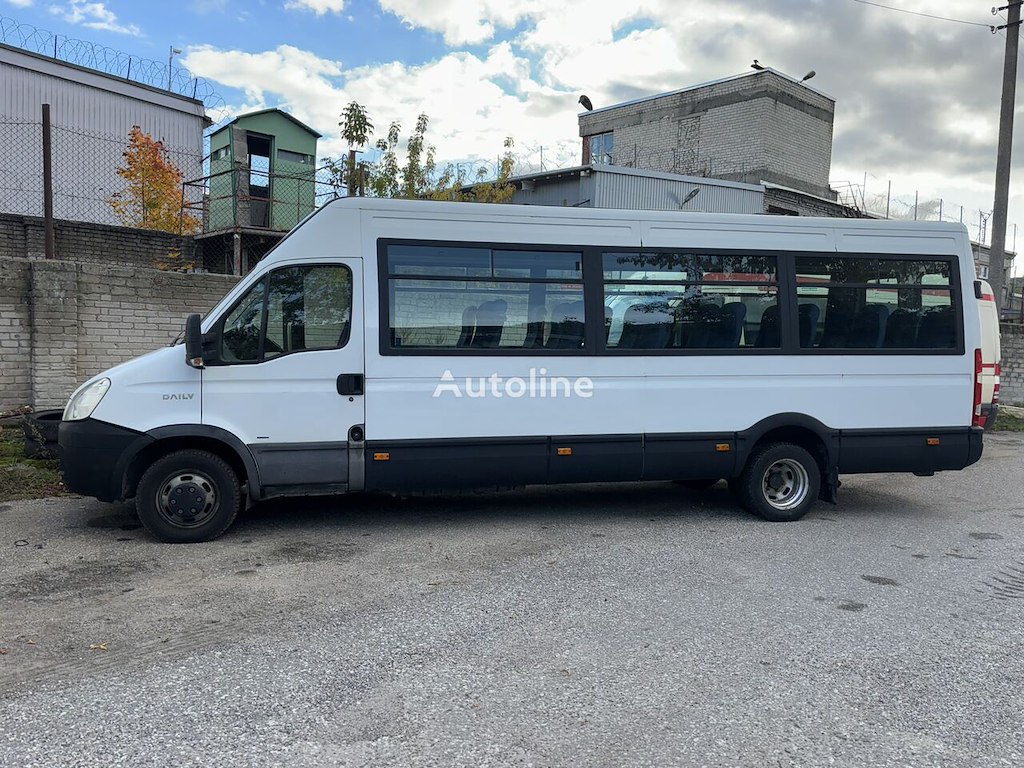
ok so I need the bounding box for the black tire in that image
[23,409,62,459]
[673,478,721,490]
[135,450,241,543]
[734,442,820,522]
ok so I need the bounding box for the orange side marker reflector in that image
[373,452,391,461]
[715,443,731,452]
[926,438,940,446]
[557,447,572,456]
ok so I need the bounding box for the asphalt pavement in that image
[1,434,1023,767]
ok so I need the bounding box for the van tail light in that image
[973,348,984,428]
[993,363,1001,404]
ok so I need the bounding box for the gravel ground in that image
[1,434,1023,767]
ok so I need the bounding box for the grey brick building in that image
[578,69,852,217]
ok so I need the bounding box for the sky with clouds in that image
[3,0,1023,267]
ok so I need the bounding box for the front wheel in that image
[734,443,820,522]
[136,450,241,543]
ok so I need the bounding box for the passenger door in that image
[201,260,364,491]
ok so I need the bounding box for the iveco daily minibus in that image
[59,199,985,542]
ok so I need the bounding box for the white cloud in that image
[379,0,539,45]
[283,0,345,15]
[6,0,36,9]
[49,1,141,35]
[183,40,581,171]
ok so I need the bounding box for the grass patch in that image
[991,411,1024,433]
[0,423,64,502]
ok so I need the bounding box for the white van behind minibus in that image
[977,279,1001,427]
[59,199,986,542]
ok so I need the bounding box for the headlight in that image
[63,378,111,421]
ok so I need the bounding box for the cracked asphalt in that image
[1,433,1023,767]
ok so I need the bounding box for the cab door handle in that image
[337,373,364,395]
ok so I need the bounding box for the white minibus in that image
[59,199,986,542]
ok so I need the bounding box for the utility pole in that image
[989,2,1022,311]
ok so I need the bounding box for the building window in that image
[211,146,230,161]
[589,132,614,165]
[278,149,315,165]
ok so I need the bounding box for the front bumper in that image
[58,419,152,502]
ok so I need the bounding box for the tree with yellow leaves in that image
[108,126,201,234]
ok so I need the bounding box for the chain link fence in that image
[0,116,204,229]
[182,164,345,234]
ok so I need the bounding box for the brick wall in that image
[0,257,238,411]
[1000,322,1024,407]
[0,259,32,411]
[764,187,857,218]
[0,212,195,269]
[580,71,836,198]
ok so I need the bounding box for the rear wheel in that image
[735,442,820,522]
[136,450,240,543]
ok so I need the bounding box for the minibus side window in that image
[602,251,778,350]
[386,244,584,351]
[219,265,352,363]
[795,256,956,350]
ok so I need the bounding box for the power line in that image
[850,0,993,28]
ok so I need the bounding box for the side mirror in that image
[185,313,205,368]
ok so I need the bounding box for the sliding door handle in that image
[337,373,364,396]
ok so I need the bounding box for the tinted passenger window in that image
[387,244,585,351]
[220,265,352,363]
[603,251,778,349]
[795,256,956,350]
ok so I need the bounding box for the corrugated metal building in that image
[508,164,764,214]
[0,43,208,225]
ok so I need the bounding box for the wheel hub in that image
[158,472,217,527]
[761,459,809,511]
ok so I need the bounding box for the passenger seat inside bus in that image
[522,305,547,348]
[456,306,477,348]
[916,306,954,348]
[798,303,820,347]
[617,301,674,349]
[470,299,508,348]
[547,301,586,349]
[850,304,890,348]
[708,302,747,348]
[883,308,920,348]
[755,304,781,347]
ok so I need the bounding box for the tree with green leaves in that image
[339,102,373,195]
[325,102,515,203]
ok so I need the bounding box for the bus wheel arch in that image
[736,417,839,513]
[124,430,255,503]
